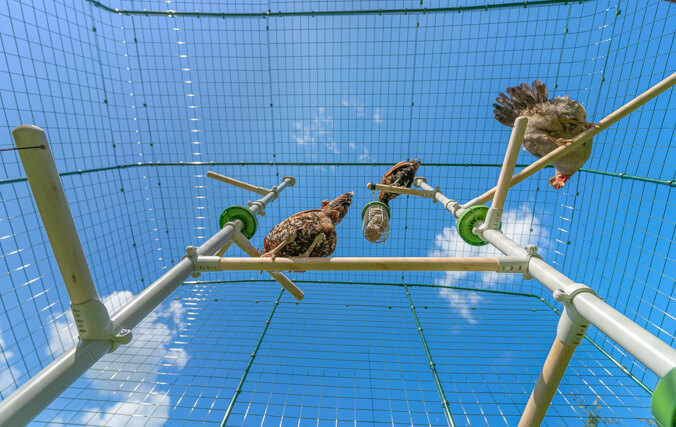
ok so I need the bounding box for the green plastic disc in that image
[456,205,496,246]
[652,367,676,427]
[361,201,391,220]
[219,205,257,238]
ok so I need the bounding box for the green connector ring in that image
[361,201,391,220]
[219,205,257,238]
[456,205,501,246]
[652,367,676,427]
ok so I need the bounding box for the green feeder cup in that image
[456,205,501,246]
[219,205,257,239]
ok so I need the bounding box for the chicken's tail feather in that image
[493,80,549,127]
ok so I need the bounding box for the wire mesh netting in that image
[0,0,674,425]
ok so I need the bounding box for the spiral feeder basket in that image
[361,201,391,244]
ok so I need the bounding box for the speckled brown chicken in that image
[493,80,596,189]
[378,159,422,205]
[260,192,353,260]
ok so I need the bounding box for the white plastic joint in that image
[553,282,597,306]
[553,283,595,346]
[413,176,427,186]
[70,299,132,352]
[482,208,502,231]
[282,176,296,186]
[248,200,266,216]
[522,244,542,280]
[184,245,201,278]
[496,256,530,273]
[445,199,462,216]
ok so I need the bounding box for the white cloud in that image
[0,332,21,397]
[294,108,334,154]
[373,108,383,124]
[342,97,365,117]
[429,204,548,323]
[85,391,171,426]
[347,141,372,162]
[325,141,340,154]
[43,291,189,425]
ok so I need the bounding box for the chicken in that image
[378,159,422,205]
[493,80,595,189]
[260,192,353,260]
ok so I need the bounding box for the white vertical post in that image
[12,125,99,305]
[0,139,296,426]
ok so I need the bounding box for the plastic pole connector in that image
[553,283,595,346]
[70,299,132,352]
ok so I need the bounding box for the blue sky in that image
[0,0,674,425]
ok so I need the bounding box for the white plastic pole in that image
[0,166,294,426]
[0,221,240,427]
[414,178,464,217]
[481,228,676,378]
[411,179,676,381]
[12,125,99,305]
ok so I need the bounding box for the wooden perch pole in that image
[205,257,503,272]
[207,171,271,196]
[518,339,576,427]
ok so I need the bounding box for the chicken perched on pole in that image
[493,80,596,189]
[260,192,353,262]
[378,159,422,206]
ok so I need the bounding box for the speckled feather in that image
[261,192,353,258]
[378,159,422,205]
[493,80,593,184]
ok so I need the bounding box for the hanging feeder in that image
[362,201,391,243]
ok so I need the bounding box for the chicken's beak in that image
[548,175,569,189]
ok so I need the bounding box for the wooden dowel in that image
[519,339,577,427]
[492,117,528,211]
[367,183,436,198]
[465,71,676,208]
[207,171,270,196]
[215,241,233,257]
[215,257,501,272]
[231,232,304,301]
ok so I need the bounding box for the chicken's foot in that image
[560,117,599,130]
[265,232,297,260]
[546,135,573,146]
[300,233,326,257]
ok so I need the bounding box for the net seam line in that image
[219,288,285,426]
[1,163,672,187]
[404,284,456,427]
[84,0,593,18]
